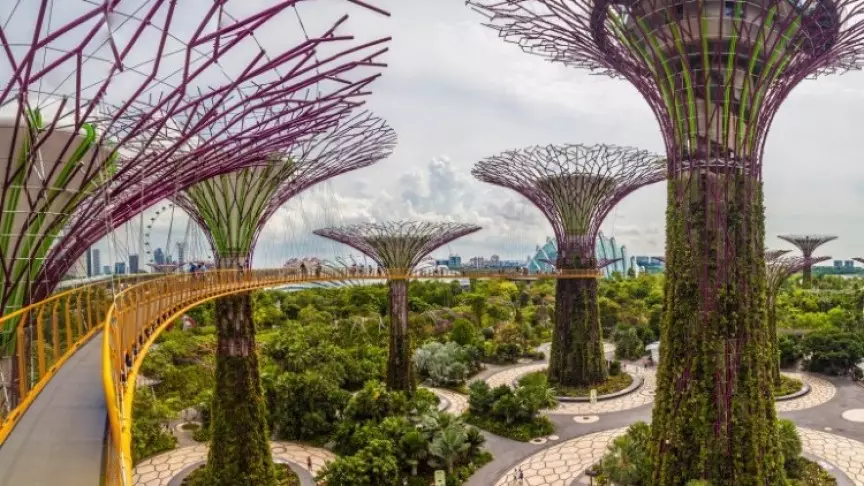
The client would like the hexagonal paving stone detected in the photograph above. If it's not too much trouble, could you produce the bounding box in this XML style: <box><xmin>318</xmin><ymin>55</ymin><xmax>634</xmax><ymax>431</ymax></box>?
<box><xmin>132</xmin><ymin>441</ymin><xmax>336</xmax><ymax>486</ymax></box>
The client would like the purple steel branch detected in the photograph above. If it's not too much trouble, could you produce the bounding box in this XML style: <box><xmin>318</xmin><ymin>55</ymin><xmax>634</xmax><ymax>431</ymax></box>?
<box><xmin>467</xmin><ymin>0</ymin><xmax>861</xmax><ymax>176</ymax></box>
<box><xmin>472</xmin><ymin>144</ymin><xmax>664</xmax><ymax>258</ymax></box>
<box><xmin>17</xmin><ymin>1</ymin><xmax>392</xmax><ymax>298</ymax></box>
<box><xmin>767</xmin><ymin>255</ymin><xmax>831</xmax><ymax>299</ymax></box>
<box><xmin>313</xmin><ymin>221</ymin><xmax>483</xmax><ymax>276</ymax></box>
<box><xmin>173</xmin><ymin>110</ymin><xmax>398</xmax><ymax>262</ymax></box>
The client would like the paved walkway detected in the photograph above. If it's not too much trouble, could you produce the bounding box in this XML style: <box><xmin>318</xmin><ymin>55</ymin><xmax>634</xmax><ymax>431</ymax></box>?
<box><xmin>488</xmin><ymin>426</ymin><xmax>864</xmax><ymax>486</ymax></box>
<box><xmin>430</xmin><ymin>387</ymin><xmax>469</xmax><ymax>415</ymax></box>
<box><xmin>0</xmin><ymin>335</ymin><xmax>105</xmax><ymax>486</ymax></box>
<box><xmin>133</xmin><ymin>442</ymin><xmax>336</xmax><ymax>486</ymax></box>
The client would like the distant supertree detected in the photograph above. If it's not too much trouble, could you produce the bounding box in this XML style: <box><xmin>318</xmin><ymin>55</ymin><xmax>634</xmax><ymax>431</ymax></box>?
<box><xmin>314</xmin><ymin>221</ymin><xmax>482</xmax><ymax>392</ymax></box>
<box><xmin>766</xmin><ymin>254</ymin><xmax>830</xmax><ymax>384</ymax></box>
<box><xmin>765</xmin><ymin>249</ymin><xmax>792</xmax><ymax>262</ymax></box>
<box><xmin>467</xmin><ymin>0</ymin><xmax>864</xmax><ymax>479</ymax></box>
<box><xmin>472</xmin><ymin>144</ymin><xmax>664</xmax><ymax>386</ymax></box>
<box><xmin>778</xmin><ymin>235</ymin><xmax>838</xmax><ymax>288</ymax></box>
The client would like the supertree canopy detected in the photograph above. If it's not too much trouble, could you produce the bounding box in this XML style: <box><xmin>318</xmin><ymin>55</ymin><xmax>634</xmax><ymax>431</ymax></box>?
<box><xmin>765</xmin><ymin>253</ymin><xmax>830</xmax><ymax>384</ymax></box>
<box><xmin>174</xmin><ymin>111</ymin><xmax>397</xmax><ymax>267</ymax></box>
<box><xmin>22</xmin><ymin>1</ymin><xmax>392</xmax><ymax>305</ymax></box>
<box><xmin>314</xmin><ymin>221</ymin><xmax>482</xmax><ymax>392</ymax></box>
<box><xmin>167</xmin><ymin>111</ymin><xmax>394</xmax><ymax>485</ymax></box>
<box><xmin>472</xmin><ymin>143</ymin><xmax>664</xmax><ymax>386</ymax></box>
<box><xmin>778</xmin><ymin>234</ymin><xmax>838</xmax><ymax>287</ymax></box>
<box><xmin>467</xmin><ymin>0</ymin><xmax>864</xmax><ymax>481</ymax></box>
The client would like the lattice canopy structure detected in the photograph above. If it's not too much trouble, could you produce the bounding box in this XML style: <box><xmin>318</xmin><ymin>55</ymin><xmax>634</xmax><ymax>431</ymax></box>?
<box><xmin>10</xmin><ymin>1</ymin><xmax>392</xmax><ymax>304</ymax></box>
<box><xmin>765</xmin><ymin>254</ymin><xmax>830</xmax><ymax>383</ymax></box>
<box><xmin>314</xmin><ymin>221</ymin><xmax>483</xmax><ymax>277</ymax></box>
<box><xmin>174</xmin><ymin>111</ymin><xmax>397</xmax><ymax>268</ymax></box>
<box><xmin>314</xmin><ymin>221</ymin><xmax>481</xmax><ymax>391</ymax></box>
<box><xmin>467</xmin><ymin>0</ymin><xmax>864</xmax><ymax>480</ymax></box>
<box><xmin>468</xmin><ymin>0</ymin><xmax>860</xmax><ymax>172</ymax></box>
<box><xmin>778</xmin><ymin>234</ymin><xmax>837</xmax><ymax>287</ymax></box>
<box><xmin>765</xmin><ymin>249</ymin><xmax>792</xmax><ymax>261</ymax></box>
<box><xmin>472</xmin><ymin>144</ymin><xmax>665</xmax><ymax>266</ymax></box>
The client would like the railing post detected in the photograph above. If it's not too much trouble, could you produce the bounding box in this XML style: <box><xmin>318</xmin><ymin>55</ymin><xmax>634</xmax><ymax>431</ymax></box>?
<box><xmin>36</xmin><ymin>307</ymin><xmax>46</xmax><ymax>380</ymax></box>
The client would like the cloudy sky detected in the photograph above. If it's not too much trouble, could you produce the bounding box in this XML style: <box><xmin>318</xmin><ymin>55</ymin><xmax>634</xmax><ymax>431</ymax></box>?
<box><xmin>91</xmin><ymin>0</ymin><xmax>864</xmax><ymax>269</ymax></box>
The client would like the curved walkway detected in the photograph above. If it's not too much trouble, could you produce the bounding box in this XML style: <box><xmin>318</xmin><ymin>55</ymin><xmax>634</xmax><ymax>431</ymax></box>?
<box><xmin>777</xmin><ymin>372</ymin><xmax>837</xmax><ymax>412</ymax></box>
<box><xmin>133</xmin><ymin>442</ymin><xmax>336</xmax><ymax>486</ymax></box>
<box><xmin>0</xmin><ymin>336</ymin><xmax>105</xmax><ymax>486</ymax></box>
<box><xmin>489</xmin><ymin>426</ymin><xmax>864</xmax><ymax>486</ymax></box>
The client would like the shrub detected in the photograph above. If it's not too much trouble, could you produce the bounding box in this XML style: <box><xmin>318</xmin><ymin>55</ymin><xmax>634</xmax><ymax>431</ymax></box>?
<box><xmin>777</xmin><ymin>419</ymin><xmax>802</xmax><ymax>467</ymax></box>
<box><xmin>609</xmin><ymin>360</ymin><xmax>622</xmax><ymax>376</ymax></box>
<box><xmin>614</xmin><ymin>326</ymin><xmax>645</xmax><ymax>360</ymax></box>
<box><xmin>801</xmin><ymin>330</ymin><xmax>864</xmax><ymax>375</ymax></box>
<box><xmin>779</xmin><ymin>334</ymin><xmax>803</xmax><ymax>368</ymax></box>
<box><xmin>131</xmin><ymin>390</ymin><xmax>177</xmax><ymax>464</ymax></box>
<box><xmin>481</xmin><ymin>327</ymin><xmax>495</xmax><ymax>340</ymax></box>
<box><xmin>599</xmin><ymin>421</ymin><xmax>653</xmax><ymax>486</ymax></box>
<box><xmin>465</xmin><ymin>373</ymin><xmax>557</xmax><ymax>441</ymax></box>
<box><xmin>450</xmin><ymin>319</ymin><xmax>477</xmax><ymax>346</ymax></box>
<box><xmin>414</xmin><ymin>342</ymin><xmax>482</xmax><ymax>386</ymax></box>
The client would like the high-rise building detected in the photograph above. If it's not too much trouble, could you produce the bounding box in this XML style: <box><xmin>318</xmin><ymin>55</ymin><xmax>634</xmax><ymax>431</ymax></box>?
<box><xmin>86</xmin><ymin>249</ymin><xmax>93</xmax><ymax>277</ymax></box>
<box><xmin>103</xmin><ymin>265</ymin><xmax>111</xmax><ymax>275</ymax></box>
<box><xmin>129</xmin><ymin>254</ymin><xmax>139</xmax><ymax>274</ymax></box>
<box><xmin>154</xmin><ymin>248</ymin><xmax>165</xmax><ymax>265</ymax></box>
<box><xmin>92</xmin><ymin>249</ymin><xmax>101</xmax><ymax>276</ymax></box>
<box><xmin>115</xmin><ymin>262</ymin><xmax>126</xmax><ymax>275</ymax></box>
<box><xmin>176</xmin><ymin>242</ymin><xmax>186</xmax><ymax>265</ymax></box>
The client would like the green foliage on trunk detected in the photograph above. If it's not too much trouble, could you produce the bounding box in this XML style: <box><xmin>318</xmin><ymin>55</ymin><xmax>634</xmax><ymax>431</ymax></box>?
<box><xmin>206</xmin><ymin>293</ymin><xmax>276</xmax><ymax>486</ymax></box>
<box><xmin>548</xmin><ymin>264</ymin><xmax>607</xmax><ymax>387</ymax></box>
<box><xmin>650</xmin><ymin>171</ymin><xmax>784</xmax><ymax>484</ymax></box>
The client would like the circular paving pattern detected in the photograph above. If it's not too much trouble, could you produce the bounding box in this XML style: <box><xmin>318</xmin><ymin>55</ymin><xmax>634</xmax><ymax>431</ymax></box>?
<box><xmin>776</xmin><ymin>372</ymin><xmax>836</xmax><ymax>412</ymax></box>
<box><xmin>133</xmin><ymin>442</ymin><xmax>335</xmax><ymax>486</ymax></box>
<box><xmin>841</xmin><ymin>409</ymin><xmax>864</xmax><ymax>423</ymax></box>
<box><xmin>484</xmin><ymin>364</ymin><xmax>657</xmax><ymax>415</ymax></box>
<box><xmin>428</xmin><ymin>387</ymin><xmax>470</xmax><ymax>415</ymax></box>
<box><xmin>494</xmin><ymin>426</ymin><xmax>864</xmax><ymax>486</ymax></box>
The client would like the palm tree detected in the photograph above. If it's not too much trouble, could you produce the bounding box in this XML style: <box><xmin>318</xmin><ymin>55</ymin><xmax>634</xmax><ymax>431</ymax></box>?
<box><xmin>400</xmin><ymin>429</ymin><xmax>428</xmax><ymax>476</ymax></box>
<box><xmin>429</xmin><ymin>424</ymin><xmax>469</xmax><ymax>474</ymax></box>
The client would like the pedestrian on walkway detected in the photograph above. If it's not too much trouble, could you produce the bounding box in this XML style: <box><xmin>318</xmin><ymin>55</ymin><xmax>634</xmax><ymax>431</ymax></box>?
<box><xmin>518</xmin><ymin>467</ymin><xmax>524</xmax><ymax>485</ymax></box>
<box><xmin>307</xmin><ymin>456</ymin><xmax>313</xmax><ymax>473</ymax></box>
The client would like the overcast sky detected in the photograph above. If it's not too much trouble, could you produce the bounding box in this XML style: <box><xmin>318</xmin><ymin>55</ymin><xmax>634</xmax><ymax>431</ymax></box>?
<box><xmin>86</xmin><ymin>0</ymin><xmax>864</xmax><ymax>268</ymax></box>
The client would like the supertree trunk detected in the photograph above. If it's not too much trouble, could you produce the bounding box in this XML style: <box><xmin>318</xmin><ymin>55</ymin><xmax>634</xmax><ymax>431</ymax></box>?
<box><xmin>802</xmin><ymin>263</ymin><xmax>813</xmax><ymax>289</ymax></box>
<box><xmin>207</xmin><ymin>254</ymin><xmax>275</xmax><ymax>486</ymax></box>
<box><xmin>387</xmin><ymin>279</ymin><xmax>414</xmax><ymax>393</ymax></box>
<box><xmin>767</xmin><ymin>303</ymin><xmax>781</xmax><ymax>386</ymax></box>
<box><xmin>651</xmin><ymin>170</ymin><xmax>783</xmax><ymax>485</ymax></box>
<box><xmin>548</xmin><ymin>263</ymin><xmax>606</xmax><ymax>387</ymax></box>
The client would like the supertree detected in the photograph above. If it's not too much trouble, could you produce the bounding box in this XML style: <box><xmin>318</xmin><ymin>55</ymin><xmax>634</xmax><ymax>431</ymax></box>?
<box><xmin>778</xmin><ymin>235</ymin><xmax>838</xmax><ymax>288</ymax></box>
<box><xmin>472</xmin><ymin>144</ymin><xmax>664</xmax><ymax>386</ymax></box>
<box><xmin>467</xmin><ymin>0</ymin><xmax>864</xmax><ymax>480</ymax></box>
<box><xmin>765</xmin><ymin>253</ymin><xmax>830</xmax><ymax>384</ymax></box>
<box><xmin>25</xmin><ymin>1</ymin><xmax>392</xmax><ymax>304</ymax></box>
<box><xmin>314</xmin><ymin>221</ymin><xmax>482</xmax><ymax>392</ymax></box>
<box><xmin>169</xmin><ymin>111</ymin><xmax>394</xmax><ymax>484</ymax></box>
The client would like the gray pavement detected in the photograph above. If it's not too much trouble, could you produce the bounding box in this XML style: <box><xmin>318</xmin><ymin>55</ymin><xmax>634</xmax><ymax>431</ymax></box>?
<box><xmin>0</xmin><ymin>335</ymin><xmax>105</xmax><ymax>486</ymax></box>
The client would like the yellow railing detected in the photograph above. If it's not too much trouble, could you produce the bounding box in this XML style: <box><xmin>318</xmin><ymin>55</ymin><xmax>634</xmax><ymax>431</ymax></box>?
<box><xmin>100</xmin><ymin>267</ymin><xmax>603</xmax><ymax>485</ymax></box>
<box><xmin>0</xmin><ymin>274</ymin><xmax>157</xmax><ymax>445</ymax></box>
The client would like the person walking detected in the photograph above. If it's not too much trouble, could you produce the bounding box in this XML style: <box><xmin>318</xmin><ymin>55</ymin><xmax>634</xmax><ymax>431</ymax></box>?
<box><xmin>307</xmin><ymin>456</ymin><xmax>313</xmax><ymax>473</ymax></box>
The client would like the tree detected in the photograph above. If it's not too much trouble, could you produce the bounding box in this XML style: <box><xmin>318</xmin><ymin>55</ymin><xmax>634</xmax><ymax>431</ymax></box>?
<box><xmin>463</xmin><ymin>293</ymin><xmax>488</xmax><ymax>326</ymax></box>
<box><xmin>600</xmin><ymin>421</ymin><xmax>653</xmax><ymax>486</ymax></box>
<box><xmin>450</xmin><ymin>319</ymin><xmax>477</xmax><ymax>346</ymax></box>
<box><xmin>266</xmin><ymin>371</ymin><xmax>349</xmax><ymax>441</ymax></box>
<box><xmin>801</xmin><ymin>329</ymin><xmax>864</xmax><ymax>375</ymax></box>
<box><xmin>429</xmin><ymin>424</ymin><xmax>469</xmax><ymax>474</ymax></box>
<box><xmin>318</xmin><ymin>440</ymin><xmax>401</xmax><ymax>486</ymax></box>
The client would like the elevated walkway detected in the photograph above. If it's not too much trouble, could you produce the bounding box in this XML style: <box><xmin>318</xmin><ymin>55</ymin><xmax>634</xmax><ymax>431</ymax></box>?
<box><xmin>0</xmin><ymin>335</ymin><xmax>104</xmax><ymax>486</ymax></box>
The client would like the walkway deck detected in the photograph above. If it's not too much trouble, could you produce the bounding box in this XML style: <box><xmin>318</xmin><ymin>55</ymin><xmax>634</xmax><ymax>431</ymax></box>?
<box><xmin>0</xmin><ymin>335</ymin><xmax>105</xmax><ymax>486</ymax></box>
